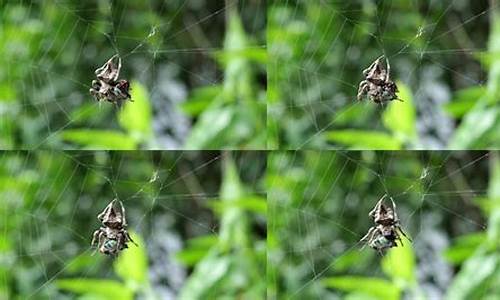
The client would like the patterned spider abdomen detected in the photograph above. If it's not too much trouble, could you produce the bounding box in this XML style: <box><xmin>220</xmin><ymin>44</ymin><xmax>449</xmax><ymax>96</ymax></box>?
<box><xmin>370</xmin><ymin>234</ymin><xmax>395</xmax><ymax>250</ymax></box>
<box><xmin>103</xmin><ymin>239</ymin><xmax>118</xmax><ymax>253</ymax></box>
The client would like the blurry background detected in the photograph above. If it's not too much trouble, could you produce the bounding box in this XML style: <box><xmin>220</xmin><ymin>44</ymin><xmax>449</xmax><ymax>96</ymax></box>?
<box><xmin>268</xmin><ymin>151</ymin><xmax>500</xmax><ymax>299</ymax></box>
<box><xmin>269</xmin><ymin>0</ymin><xmax>500</xmax><ymax>149</ymax></box>
<box><xmin>0</xmin><ymin>0</ymin><xmax>266</xmax><ymax>150</ymax></box>
<box><xmin>0</xmin><ymin>151</ymin><xmax>266</xmax><ymax>299</ymax></box>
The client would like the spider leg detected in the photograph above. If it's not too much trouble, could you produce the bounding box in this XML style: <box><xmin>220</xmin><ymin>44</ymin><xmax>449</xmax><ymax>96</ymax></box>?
<box><xmin>369</xmin><ymin>194</ymin><xmax>387</xmax><ymax>219</ymax></box>
<box><xmin>389</xmin><ymin>196</ymin><xmax>400</xmax><ymax>222</ymax></box>
<box><xmin>394</xmin><ymin>230</ymin><xmax>403</xmax><ymax>247</ymax></box>
<box><xmin>91</xmin><ymin>229</ymin><xmax>102</xmax><ymax>247</ymax></box>
<box><xmin>117</xmin><ymin>200</ymin><xmax>127</xmax><ymax>227</ymax></box>
<box><xmin>98</xmin><ymin>230</ymin><xmax>105</xmax><ymax>247</ymax></box>
<box><xmin>90</xmin><ymin>80</ymin><xmax>102</xmax><ymax>101</ymax></box>
<box><xmin>114</xmin><ymin>55</ymin><xmax>122</xmax><ymax>81</ymax></box>
<box><xmin>91</xmin><ymin>230</ymin><xmax>105</xmax><ymax>255</ymax></box>
<box><xmin>360</xmin><ymin>227</ymin><xmax>377</xmax><ymax>250</ymax></box>
<box><xmin>385</xmin><ymin>56</ymin><xmax>391</xmax><ymax>82</ymax></box>
<box><xmin>126</xmin><ymin>231</ymin><xmax>138</xmax><ymax>247</ymax></box>
<box><xmin>89</xmin><ymin>89</ymin><xmax>99</xmax><ymax>101</ymax></box>
<box><xmin>117</xmin><ymin>233</ymin><xmax>127</xmax><ymax>250</ymax></box>
<box><xmin>397</xmin><ymin>226</ymin><xmax>412</xmax><ymax>242</ymax></box>
<box><xmin>98</xmin><ymin>201</ymin><xmax>113</xmax><ymax>221</ymax></box>
<box><xmin>357</xmin><ymin>81</ymin><xmax>368</xmax><ymax>101</ymax></box>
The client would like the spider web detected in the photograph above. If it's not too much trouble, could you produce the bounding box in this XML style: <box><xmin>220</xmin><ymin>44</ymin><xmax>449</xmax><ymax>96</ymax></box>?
<box><xmin>268</xmin><ymin>150</ymin><xmax>492</xmax><ymax>299</ymax></box>
<box><xmin>0</xmin><ymin>0</ymin><xmax>265</xmax><ymax>149</ymax></box>
<box><xmin>2</xmin><ymin>150</ymin><xmax>266</xmax><ymax>299</ymax></box>
<box><xmin>269</xmin><ymin>0</ymin><xmax>492</xmax><ymax>149</ymax></box>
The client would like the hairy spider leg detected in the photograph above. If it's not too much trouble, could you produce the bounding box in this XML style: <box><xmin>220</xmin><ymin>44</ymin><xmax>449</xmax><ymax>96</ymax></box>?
<box><xmin>126</xmin><ymin>231</ymin><xmax>138</xmax><ymax>246</ymax></box>
<box><xmin>397</xmin><ymin>226</ymin><xmax>412</xmax><ymax>242</ymax></box>
<box><xmin>390</xmin><ymin>197</ymin><xmax>412</xmax><ymax>242</ymax></box>
<box><xmin>385</xmin><ymin>56</ymin><xmax>391</xmax><ymax>82</ymax></box>
<box><xmin>389</xmin><ymin>197</ymin><xmax>398</xmax><ymax>221</ymax></box>
<box><xmin>369</xmin><ymin>194</ymin><xmax>388</xmax><ymax>219</ymax></box>
<box><xmin>117</xmin><ymin>232</ymin><xmax>127</xmax><ymax>250</ymax></box>
<box><xmin>357</xmin><ymin>81</ymin><xmax>369</xmax><ymax>101</ymax></box>
<box><xmin>116</xmin><ymin>200</ymin><xmax>127</xmax><ymax>227</ymax></box>
<box><xmin>115</xmin><ymin>55</ymin><xmax>121</xmax><ymax>80</ymax></box>
<box><xmin>91</xmin><ymin>229</ymin><xmax>100</xmax><ymax>247</ymax></box>
<box><xmin>91</xmin><ymin>228</ymin><xmax>105</xmax><ymax>255</ymax></box>
<box><xmin>389</xmin><ymin>198</ymin><xmax>412</xmax><ymax>243</ymax></box>
<box><xmin>373</xmin><ymin>55</ymin><xmax>386</xmax><ymax>81</ymax></box>
<box><xmin>97</xmin><ymin>200</ymin><xmax>114</xmax><ymax>222</ymax></box>
<box><xmin>360</xmin><ymin>226</ymin><xmax>378</xmax><ymax>249</ymax></box>
<box><xmin>95</xmin><ymin>54</ymin><xmax>121</xmax><ymax>83</ymax></box>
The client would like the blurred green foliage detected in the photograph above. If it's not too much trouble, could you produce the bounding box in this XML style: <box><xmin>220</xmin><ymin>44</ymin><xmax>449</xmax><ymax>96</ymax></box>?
<box><xmin>269</xmin><ymin>1</ymin><xmax>497</xmax><ymax>149</ymax></box>
<box><xmin>0</xmin><ymin>151</ymin><xmax>266</xmax><ymax>299</ymax></box>
<box><xmin>0</xmin><ymin>1</ymin><xmax>266</xmax><ymax>150</ymax></box>
<box><xmin>268</xmin><ymin>151</ymin><xmax>499</xmax><ymax>299</ymax></box>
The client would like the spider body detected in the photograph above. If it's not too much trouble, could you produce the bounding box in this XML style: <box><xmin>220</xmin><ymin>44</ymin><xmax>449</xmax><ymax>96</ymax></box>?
<box><xmin>360</xmin><ymin>195</ymin><xmax>411</xmax><ymax>253</ymax></box>
<box><xmin>357</xmin><ymin>55</ymin><xmax>401</xmax><ymax>104</ymax></box>
<box><xmin>89</xmin><ymin>55</ymin><xmax>133</xmax><ymax>106</ymax></box>
<box><xmin>91</xmin><ymin>199</ymin><xmax>137</xmax><ymax>256</ymax></box>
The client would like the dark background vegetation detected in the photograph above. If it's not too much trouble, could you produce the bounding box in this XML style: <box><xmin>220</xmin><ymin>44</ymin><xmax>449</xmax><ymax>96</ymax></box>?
<box><xmin>0</xmin><ymin>151</ymin><xmax>266</xmax><ymax>299</ymax></box>
<box><xmin>268</xmin><ymin>151</ymin><xmax>500</xmax><ymax>299</ymax></box>
<box><xmin>269</xmin><ymin>0</ymin><xmax>500</xmax><ymax>150</ymax></box>
<box><xmin>0</xmin><ymin>0</ymin><xmax>266</xmax><ymax>150</ymax></box>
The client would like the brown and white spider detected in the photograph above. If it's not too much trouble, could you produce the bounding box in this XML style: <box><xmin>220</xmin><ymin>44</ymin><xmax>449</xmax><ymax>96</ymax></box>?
<box><xmin>89</xmin><ymin>55</ymin><xmax>133</xmax><ymax>106</ymax></box>
<box><xmin>357</xmin><ymin>55</ymin><xmax>402</xmax><ymax>104</ymax></box>
<box><xmin>360</xmin><ymin>195</ymin><xmax>411</xmax><ymax>253</ymax></box>
<box><xmin>91</xmin><ymin>199</ymin><xmax>137</xmax><ymax>256</ymax></box>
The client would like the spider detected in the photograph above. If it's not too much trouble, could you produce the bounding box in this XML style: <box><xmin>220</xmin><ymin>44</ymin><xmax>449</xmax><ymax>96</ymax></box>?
<box><xmin>360</xmin><ymin>195</ymin><xmax>411</xmax><ymax>254</ymax></box>
<box><xmin>89</xmin><ymin>55</ymin><xmax>133</xmax><ymax>106</ymax></box>
<box><xmin>91</xmin><ymin>199</ymin><xmax>137</xmax><ymax>256</ymax></box>
<box><xmin>357</xmin><ymin>55</ymin><xmax>402</xmax><ymax>104</ymax></box>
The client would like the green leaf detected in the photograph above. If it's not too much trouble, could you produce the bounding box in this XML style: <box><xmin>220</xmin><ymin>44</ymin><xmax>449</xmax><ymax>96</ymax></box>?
<box><xmin>332</xmin><ymin>104</ymin><xmax>375</xmax><ymax>126</ymax></box>
<box><xmin>219</xmin><ymin>155</ymin><xmax>249</xmax><ymax>249</ymax></box>
<box><xmin>443</xmin><ymin>87</ymin><xmax>486</xmax><ymax>118</ymax></box>
<box><xmin>322</xmin><ymin>276</ymin><xmax>400</xmax><ymax>300</ymax></box>
<box><xmin>69</xmin><ymin>103</ymin><xmax>111</xmax><ymax>125</ymax></box>
<box><xmin>175</xmin><ymin>235</ymin><xmax>218</xmax><ymax>266</ymax></box>
<box><xmin>381</xmin><ymin>236</ymin><xmax>416</xmax><ymax>287</ymax></box>
<box><xmin>382</xmin><ymin>81</ymin><xmax>417</xmax><ymax>144</ymax></box>
<box><xmin>0</xmin><ymin>83</ymin><xmax>16</xmax><ymax>102</ymax></box>
<box><xmin>61</xmin><ymin>129</ymin><xmax>137</xmax><ymax>149</ymax></box>
<box><xmin>445</xmin><ymin>254</ymin><xmax>499</xmax><ymax>300</ymax></box>
<box><xmin>187</xmin><ymin>234</ymin><xmax>218</xmax><ymax>248</ymax></box>
<box><xmin>333</xmin><ymin>249</ymin><xmax>372</xmax><ymax>272</ymax></box>
<box><xmin>488</xmin><ymin>152</ymin><xmax>500</xmax><ymax>200</ymax></box>
<box><xmin>56</xmin><ymin>279</ymin><xmax>132</xmax><ymax>300</ymax></box>
<box><xmin>214</xmin><ymin>47</ymin><xmax>267</xmax><ymax>65</ymax></box>
<box><xmin>118</xmin><ymin>81</ymin><xmax>153</xmax><ymax>143</ymax></box>
<box><xmin>114</xmin><ymin>232</ymin><xmax>148</xmax><ymax>289</ymax></box>
<box><xmin>180</xmin><ymin>86</ymin><xmax>222</xmax><ymax>116</ymax></box>
<box><xmin>208</xmin><ymin>196</ymin><xmax>267</xmax><ymax>214</ymax></box>
<box><xmin>345</xmin><ymin>292</ymin><xmax>380</xmax><ymax>300</ymax></box>
<box><xmin>184</xmin><ymin>106</ymin><xmax>235</xmax><ymax>149</ymax></box>
<box><xmin>450</xmin><ymin>10</ymin><xmax>500</xmax><ymax>149</ymax></box>
<box><xmin>178</xmin><ymin>251</ymin><xmax>231</xmax><ymax>300</ymax></box>
<box><xmin>443</xmin><ymin>233</ymin><xmax>486</xmax><ymax>264</ymax></box>
<box><xmin>449</xmin><ymin>106</ymin><xmax>500</xmax><ymax>149</ymax></box>
<box><xmin>487</xmin><ymin>153</ymin><xmax>500</xmax><ymax>242</ymax></box>
<box><xmin>325</xmin><ymin>130</ymin><xmax>402</xmax><ymax>150</ymax></box>
<box><xmin>186</xmin><ymin>235</ymin><xmax>219</xmax><ymax>248</ymax></box>
<box><xmin>175</xmin><ymin>249</ymin><xmax>211</xmax><ymax>267</ymax></box>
